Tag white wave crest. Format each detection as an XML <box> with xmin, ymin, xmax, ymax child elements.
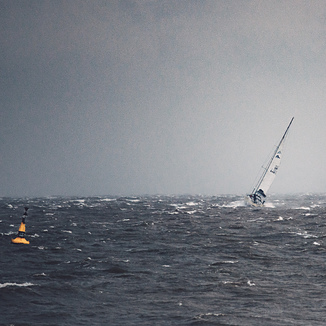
<box><xmin>0</xmin><ymin>282</ymin><xmax>34</xmax><ymax>288</ymax></box>
<box><xmin>222</xmin><ymin>200</ymin><xmax>246</xmax><ymax>208</ymax></box>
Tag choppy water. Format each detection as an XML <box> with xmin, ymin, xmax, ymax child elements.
<box><xmin>1</xmin><ymin>194</ymin><xmax>326</xmax><ymax>325</ymax></box>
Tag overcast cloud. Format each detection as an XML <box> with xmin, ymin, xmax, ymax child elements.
<box><xmin>1</xmin><ymin>0</ymin><xmax>326</xmax><ymax>197</ymax></box>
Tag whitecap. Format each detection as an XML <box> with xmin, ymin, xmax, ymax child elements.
<box><xmin>304</xmin><ymin>213</ymin><xmax>317</xmax><ymax>217</ymax></box>
<box><xmin>4</xmin><ymin>231</ymin><xmax>16</xmax><ymax>236</ymax></box>
<box><xmin>0</xmin><ymin>282</ymin><xmax>34</xmax><ymax>288</ymax></box>
<box><xmin>222</xmin><ymin>200</ymin><xmax>246</xmax><ymax>208</ymax></box>
<box><xmin>295</xmin><ymin>231</ymin><xmax>317</xmax><ymax>239</ymax></box>
<box><xmin>127</xmin><ymin>199</ymin><xmax>140</xmax><ymax>203</ymax></box>
<box><xmin>296</xmin><ymin>206</ymin><xmax>311</xmax><ymax>210</ymax></box>
<box><xmin>212</xmin><ymin>260</ymin><xmax>239</xmax><ymax>265</ymax></box>
<box><xmin>247</xmin><ymin>280</ymin><xmax>256</xmax><ymax>286</ymax></box>
<box><xmin>264</xmin><ymin>202</ymin><xmax>275</xmax><ymax>208</ymax></box>
<box><xmin>71</xmin><ymin>199</ymin><xmax>85</xmax><ymax>204</ymax></box>
<box><xmin>196</xmin><ymin>313</ymin><xmax>224</xmax><ymax>318</ymax></box>
<box><xmin>186</xmin><ymin>201</ymin><xmax>199</xmax><ymax>206</ymax></box>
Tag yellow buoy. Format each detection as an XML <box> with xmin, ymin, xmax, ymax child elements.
<box><xmin>11</xmin><ymin>234</ymin><xmax>30</xmax><ymax>244</ymax></box>
<box><xmin>11</xmin><ymin>207</ymin><xmax>30</xmax><ymax>245</ymax></box>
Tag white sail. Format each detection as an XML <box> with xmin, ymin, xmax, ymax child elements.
<box><xmin>247</xmin><ymin>117</ymin><xmax>294</xmax><ymax>206</ymax></box>
<box><xmin>254</xmin><ymin>143</ymin><xmax>283</xmax><ymax>195</ymax></box>
<box><xmin>257</xmin><ymin>144</ymin><xmax>283</xmax><ymax>195</ymax></box>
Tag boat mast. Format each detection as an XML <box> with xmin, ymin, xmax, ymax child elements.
<box><xmin>252</xmin><ymin>117</ymin><xmax>294</xmax><ymax>194</ymax></box>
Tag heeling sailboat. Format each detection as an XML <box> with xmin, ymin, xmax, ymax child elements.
<box><xmin>246</xmin><ymin>117</ymin><xmax>294</xmax><ymax>207</ymax></box>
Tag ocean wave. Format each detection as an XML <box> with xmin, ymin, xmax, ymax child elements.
<box><xmin>0</xmin><ymin>282</ymin><xmax>35</xmax><ymax>288</ymax></box>
<box><xmin>2</xmin><ymin>194</ymin><xmax>326</xmax><ymax>325</ymax></box>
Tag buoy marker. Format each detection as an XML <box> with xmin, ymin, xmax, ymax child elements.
<box><xmin>11</xmin><ymin>207</ymin><xmax>30</xmax><ymax>244</ymax></box>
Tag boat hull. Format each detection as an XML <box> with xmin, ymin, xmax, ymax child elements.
<box><xmin>245</xmin><ymin>195</ymin><xmax>264</xmax><ymax>207</ymax></box>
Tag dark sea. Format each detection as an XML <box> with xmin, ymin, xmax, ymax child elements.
<box><xmin>1</xmin><ymin>194</ymin><xmax>326</xmax><ymax>326</ymax></box>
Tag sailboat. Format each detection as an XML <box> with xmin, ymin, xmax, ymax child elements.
<box><xmin>246</xmin><ymin>117</ymin><xmax>294</xmax><ymax>207</ymax></box>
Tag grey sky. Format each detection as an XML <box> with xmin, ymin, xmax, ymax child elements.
<box><xmin>1</xmin><ymin>0</ymin><xmax>326</xmax><ymax>197</ymax></box>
